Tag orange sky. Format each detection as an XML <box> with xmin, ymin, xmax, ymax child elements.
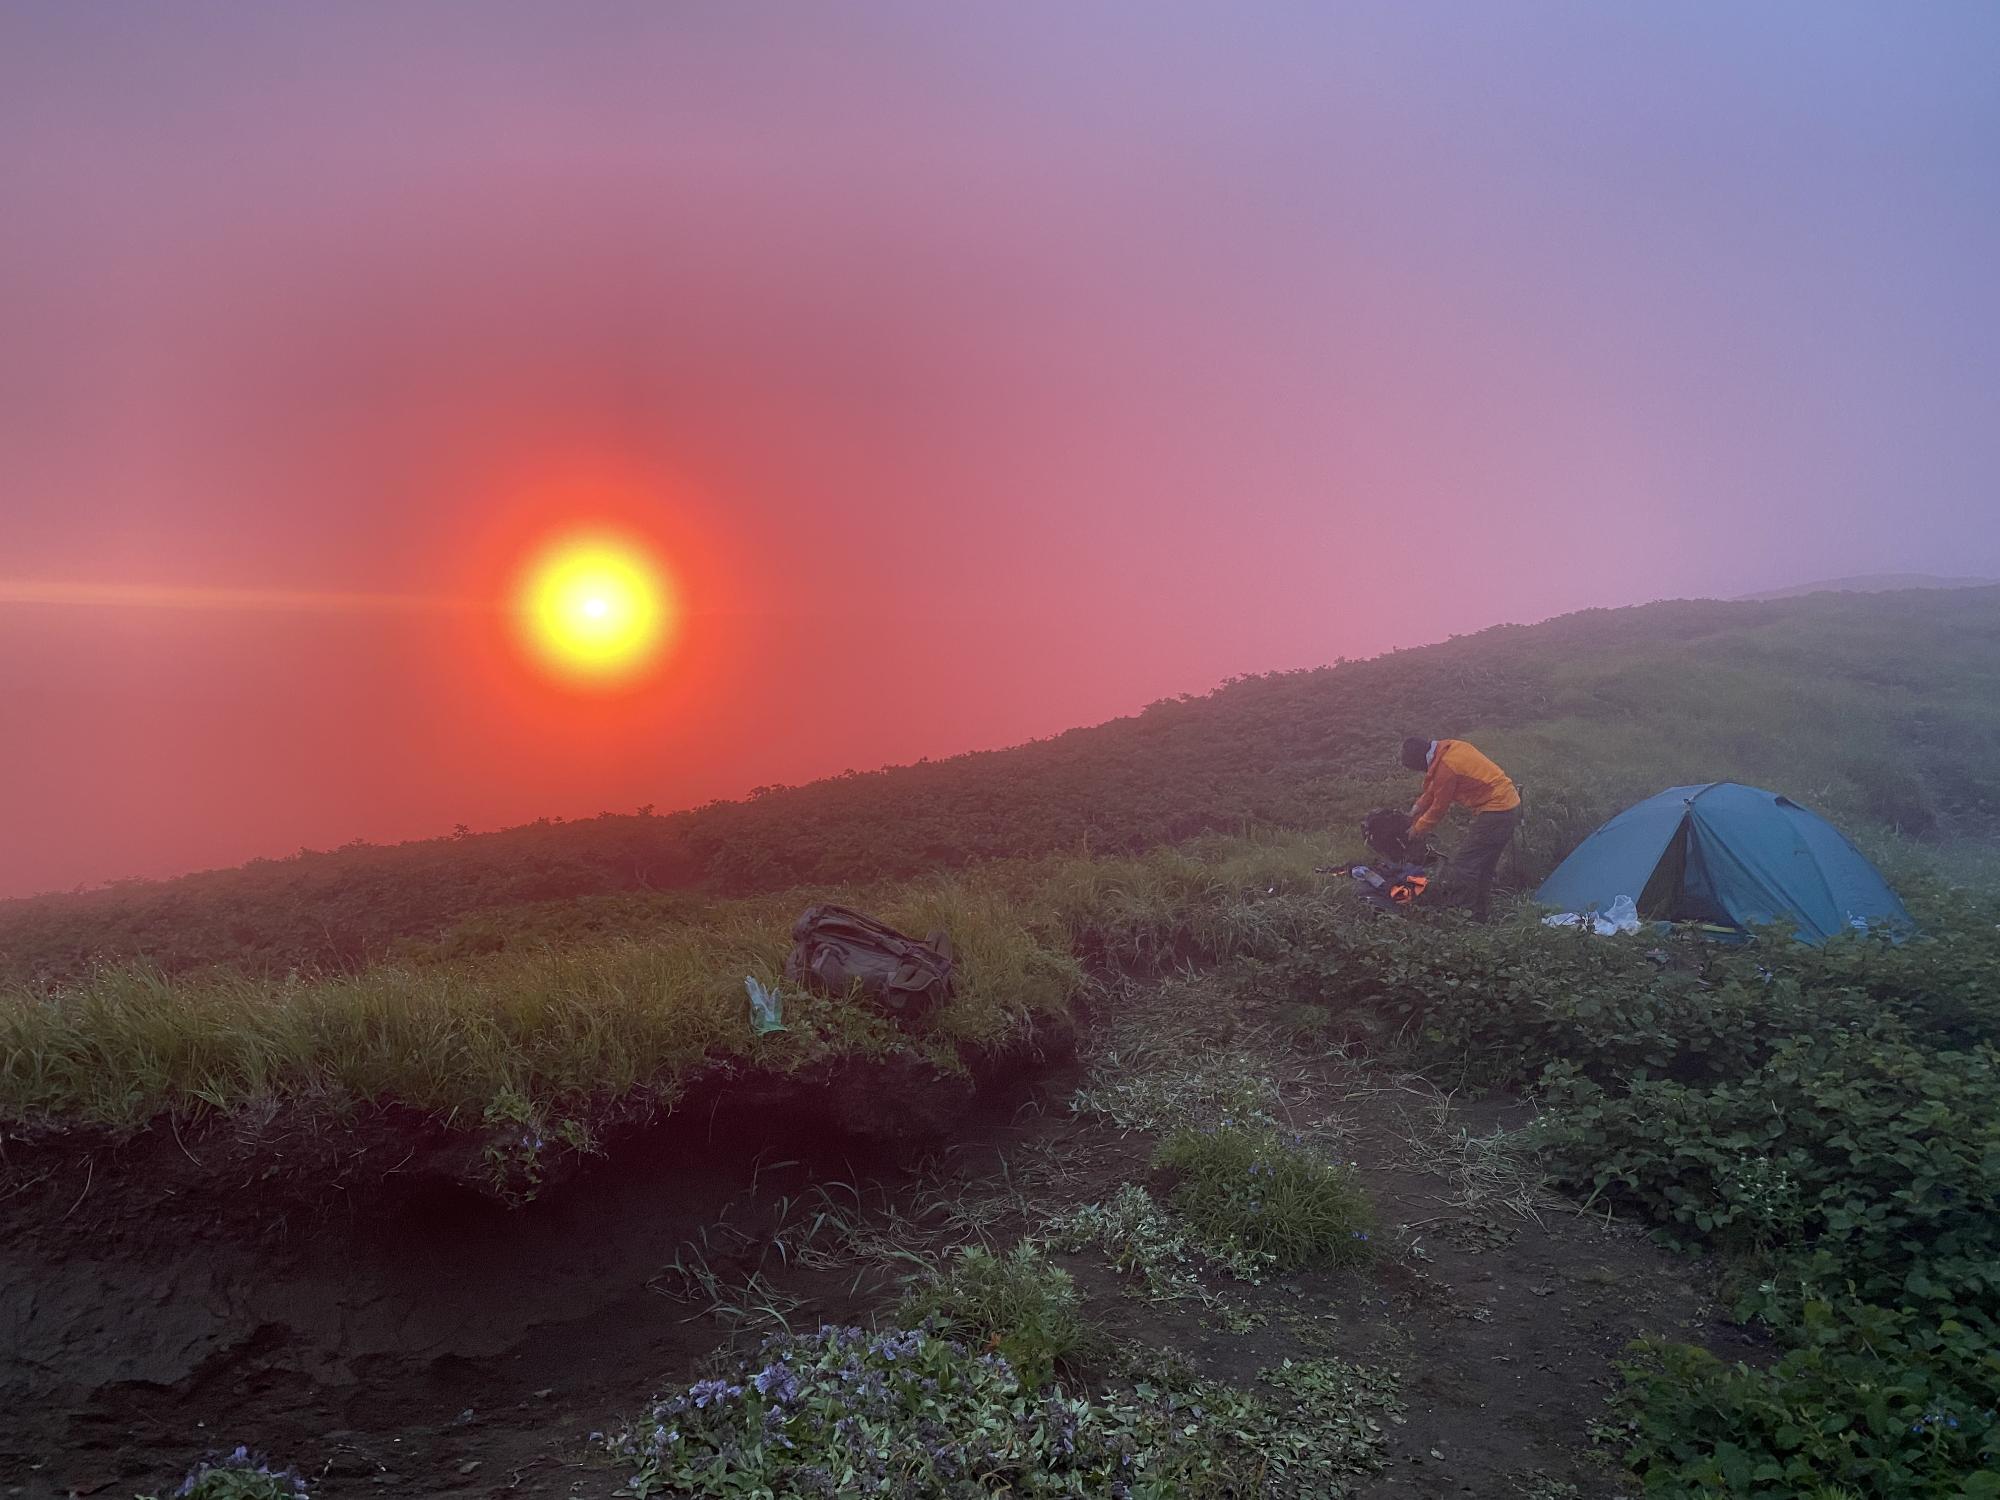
<box><xmin>2</xmin><ymin>4</ymin><xmax>1997</xmax><ymax>896</ymax></box>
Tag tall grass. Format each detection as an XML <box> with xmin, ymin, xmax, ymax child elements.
<box><xmin>0</xmin><ymin>879</ymin><xmax>1083</xmax><ymax>1129</ymax></box>
<box><xmin>1</xmin><ymin>839</ymin><xmax>1341</xmax><ymax>1132</ymax></box>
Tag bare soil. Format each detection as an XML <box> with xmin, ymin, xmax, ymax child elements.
<box><xmin>3</xmin><ymin>990</ymin><xmax>1755</xmax><ymax>1500</ymax></box>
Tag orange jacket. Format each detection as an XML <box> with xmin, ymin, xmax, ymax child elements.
<box><xmin>1409</xmin><ymin>739</ymin><xmax>1520</xmax><ymax>839</ymax></box>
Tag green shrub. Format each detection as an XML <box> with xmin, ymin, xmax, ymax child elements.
<box><xmin>897</xmin><ymin>1242</ymin><xmax>1100</xmax><ymax>1390</ymax></box>
<box><xmin>1245</xmin><ymin>893</ymin><xmax>2000</xmax><ymax>1093</ymax></box>
<box><xmin>1619</xmin><ymin>1303</ymin><xmax>2000</xmax><ymax>1498</ymax></box>
<box><xmin>1504</xmin><ymin>912</ymin><xmax>2000</xmax><ymax>1498</ymax></box>
<box><xmin>1758</xmin><ymin>894</ymin><xmax>2000</xmax><ymax>1050</ymax></box>
<box><xmin>1536</xmin><ymin>1036</ymin><xmax>2000</xmax><ymax>1312</ymax></box>
<box><xmin>1240</xmin><ymin>913</ymin><xmax>1774</xmax><ymax>1088</ymax></box>
<box><xmin>1152</xmin><ymin>1123</ymin><xmax>1373</xmax><ymax>1276</ymax></box>
<box><xmin>1205</xmin><ymin>872</ymin><xmax>1999</xmax><ymax>1496</ymax></box>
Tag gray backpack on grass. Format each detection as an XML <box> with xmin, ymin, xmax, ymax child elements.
<box><xmin>785</xmin><ymin>904</ymin><xmax>955</xmax><ymax>1024</ymax></box>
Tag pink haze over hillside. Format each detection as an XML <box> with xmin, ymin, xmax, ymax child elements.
<box><xmin>3</xmin><ymin>4</ymin><xmax>1998</xmax><ymax>896</ymax></box>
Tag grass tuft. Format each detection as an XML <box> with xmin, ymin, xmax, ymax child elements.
<box><xmin>896</xmin><ymin>1241</ymin><xmax>1100</xmax><ymax>1390</ymax></box>
<box><xmin>1153</xmin><ymin>1122</ymin><xmax>1374</xmax><ymax>1276</ymax></box>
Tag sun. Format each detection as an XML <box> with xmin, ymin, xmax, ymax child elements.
<box><xmin>515</xmin><ymin>531</ymin><xmax>675</xmax><ymax>684</ymax></box>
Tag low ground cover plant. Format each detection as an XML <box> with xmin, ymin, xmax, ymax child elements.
<box><xmin>1068</xmin><ymin>1039</ymin><xmax>1281</xmax><ymax>1135</ymax></box>
<box><xmin>1536</xmin><ymin>1035</ymin><xmax>2000</xmax><ymax>1309</ymax></box>
<box><xmin>1618</xmin><ymin>1306</ymin><xmax>2000</xmax><ymax>1498</ymax></box>
<box><xmin>1051</xmin><ymin>1184</ymin><xmax>1213</xmax><ymax>1305</ymax></box>
<box><xmin>140</xmin><ymin>1447</ymin><xmax>309</xmax><ymax>1500</ymax></box>
<box><xmin>1538</xmin><ymin>1024</ymin><xmax>2000</xmax><ymax>1497</ymax></box>
<box><xmin>604</xmin><ymin>1323</ymin><xmax>1399</xmax><ymax>1499</ymax></box>
<box><xmin>1236</xmin><ymin>878</ymin><xmax>2000</xmax><ymax>1089</ymax></box>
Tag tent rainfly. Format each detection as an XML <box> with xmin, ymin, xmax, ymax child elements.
<box><xmin>1535</xmin><ymin>782</ymin><xmax>1912</xmax><ymax>944</ymax></box>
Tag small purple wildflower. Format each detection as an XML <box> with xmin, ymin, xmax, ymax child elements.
<box><xmin>870</xmin><ymin>1329</ymin><xmax>926</xmax><ymax>1362</ymax></box>
<box><xmin>752</xmin><ymin>1360</ymin><xmax>801</xmax><ymax>1404</ymax></box>
<box><xmin>689</xmin><ymin>1378</ymin><xmax>744</xmax><ymax>1409</ymax></box>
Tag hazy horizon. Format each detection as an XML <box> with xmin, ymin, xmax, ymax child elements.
<box><xmin>5</xmin><ymin>3</ymin><xmax>1998</xmax><ymax>897</ymax></box>
<box><xmin>2</xmin><ymin>579</ymin><xmax>1986</xmax><ymax>899</ymax></box>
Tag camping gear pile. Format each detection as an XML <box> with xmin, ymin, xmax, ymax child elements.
<box><xmin>1318</xmin><ymin>809</ymin><xmax>1437</xmax><ymax>914</ymax></box>
<box><xmin>1536</xmin><ymin>782</ymin><xmax>1912</xmax><ymax>944</ymax></box>
<box><xmin>1542</xmin><ymin>894</ymin><xmax>1642</xmax><ymax>936</ymax></box>
<box><xmin>1341</xmin><ymin>863</ymin><xmax>1431</xmax><ymax>912</ymax></box>
<box><xmin>784</xmin><ymin>904</ymin><xmax>955</xmax><ymax>1023</ymax></box>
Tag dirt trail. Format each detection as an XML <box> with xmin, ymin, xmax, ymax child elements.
<box><xmin>3</xmin><ymin>982</ymin><xmax>1753</xmax><ymax>1500</ymax></box>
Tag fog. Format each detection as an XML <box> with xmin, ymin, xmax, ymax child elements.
<box><xmin>3</xmin><ymin>2</ymin><xmax>1997</xmax><ymax>895</ymax></box>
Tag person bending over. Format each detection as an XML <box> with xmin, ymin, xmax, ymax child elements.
<box><xmin>1400</xmin><ymin>736</ymin><xmax>1521</xmax><ymax>922</ymax></box>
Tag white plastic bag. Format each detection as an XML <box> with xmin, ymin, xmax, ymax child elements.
<box><xmin>1602</xmin><ymin>895</ymin><xmax>1641</xmax><ymax>935</ymax></box>
<box><xmin>745</xmin><ymin>976</ymin><xmax>787</xmax><ymax>1034</ymax></box>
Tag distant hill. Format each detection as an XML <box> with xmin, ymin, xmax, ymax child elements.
<box><xmin>3</xmin><ymin>586</ymin><xmax>1997</xmax><ymax>979</ymax></box>
<box><xmin>1739</xmin><ymin>572</ymin><xmax>1996</xmax><ymax>601</ymax></box>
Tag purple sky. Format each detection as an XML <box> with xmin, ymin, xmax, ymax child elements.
<box><xmin>2</xmin><ymin>3</ymin><xmax>1997</xmax><ymax>895</ymax></box>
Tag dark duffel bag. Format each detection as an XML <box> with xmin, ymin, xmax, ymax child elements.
<box><xmin>785</xmin><ymin>904</ymin><xmax>954</xmax><ymax>1023</ymax></box>
<box><xmin>1361</xmin><ymin>808</ymin><xmax>1443</xmax><ymax>865</ymax></box>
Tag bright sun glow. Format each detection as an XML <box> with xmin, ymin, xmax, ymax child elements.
<box><xmin>515</xmin><ymin>532</ymin><xmax>675</xmax><ymax>684</ymax></box>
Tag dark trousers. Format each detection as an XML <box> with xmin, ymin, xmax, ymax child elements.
<box><xmin>1446</xmin><ymin>805</ymin><xmax>1521</xmax><ymax>921</ymax></box>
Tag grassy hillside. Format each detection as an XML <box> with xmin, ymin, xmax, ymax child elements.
<box><xmin>3</xmin><ymin>586</ymin><xmax>1996</xmax><ymax>981</ymax></box>
<box><xmin>6</xmin><ymin>582</ymin><xmax>1995</xmax><ymax>1200</ymax></box>
<box><xmin>9</xmin><ymin>587</ymin><xmax>2000</xmax><ymax>1500</ymax></box>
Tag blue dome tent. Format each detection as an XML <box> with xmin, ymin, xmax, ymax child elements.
<box><xmin>1535</xmin><ymin>783</ymin><xmax>1912</xmax><ymax>944</ymax></box>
